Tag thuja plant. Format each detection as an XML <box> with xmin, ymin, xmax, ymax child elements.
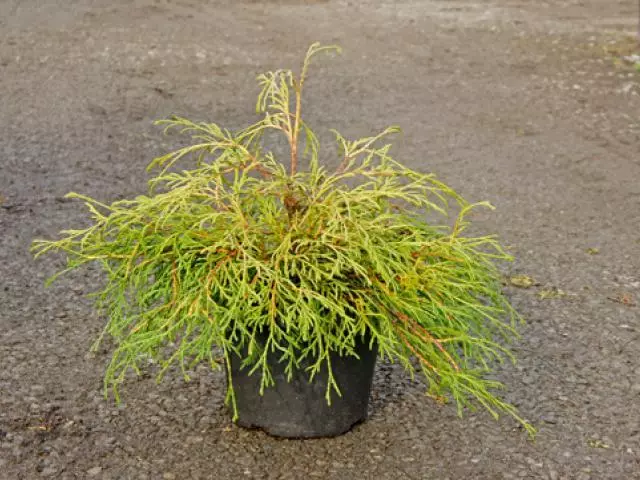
<box><xmin>33</xmin><ymin>43</ymin><xmax>535</xmax><ymax>436</ymax></box>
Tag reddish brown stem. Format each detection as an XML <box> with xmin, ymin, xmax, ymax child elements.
<box><xmin>396</xmin><ymin>312</ymin><xmax>460</xmax><ymax>372</ymax></box>
<box><xmin>396</xmin><ymin>329</ymin><xmax>438</xmax><ymax>373</ymax></box>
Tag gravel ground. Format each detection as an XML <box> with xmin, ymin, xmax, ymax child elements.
<box><xmin>1</xmin><ymin>0</ymin><xmax>639</xmax><ymax>479</ymax></box>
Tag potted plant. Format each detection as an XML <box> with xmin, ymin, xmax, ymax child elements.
<box><xmin>33</xmin><ymin>43</ymin><xmax>535</xmax><ymax>438</ymax></box>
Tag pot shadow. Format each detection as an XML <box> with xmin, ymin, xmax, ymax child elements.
<box><xmin>367</xmin><ymin>359</ymin><xmax>426</xmax><ymax>419</ymax></box>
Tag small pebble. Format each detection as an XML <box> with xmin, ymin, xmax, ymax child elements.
<box><xmin>87</xmin><ymin>466</ymin><xmax>102</xmax><ymax>477</ymax></box>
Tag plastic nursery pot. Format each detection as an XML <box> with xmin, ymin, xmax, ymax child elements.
<box><xmin>228</xmin><ymin>332</ymin><xmax>378</xmax><ymax>438</ymax></box>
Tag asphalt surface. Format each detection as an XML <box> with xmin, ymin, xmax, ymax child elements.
<box><xmin>1</xmin><ymin>1</ymin><xmax>639</xmax><ymax>478</ymax></box>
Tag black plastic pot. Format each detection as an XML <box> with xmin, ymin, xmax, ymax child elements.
<box><xmin>228</xmin><ymin>333</ymin><xmax>378</xmax><ymax>438</ymax></box>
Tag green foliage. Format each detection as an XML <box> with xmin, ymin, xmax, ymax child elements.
<box><xmin>32</xmin><ymin>43</ymin><xmax>535</xmax><ymax>436</ymax></box>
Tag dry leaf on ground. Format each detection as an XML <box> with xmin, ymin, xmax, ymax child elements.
<box><xmin>509</xmin><ymin>275</ymin><xmax>537</xmax><ymax>288</ymax></box>
<box><xmin>587</xmin><ymin>439</ymin><xmax>611</xmax><ymax>449</ymax></box>
<box><xmin>607</xmin><ymin>293</ymin><xmax>636</xmax><ymax>307</ymax></box>
<box><xmin>537</xmin><ymin>287</ymin><xmax>568</xmax><ymax>300</ymax></box>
